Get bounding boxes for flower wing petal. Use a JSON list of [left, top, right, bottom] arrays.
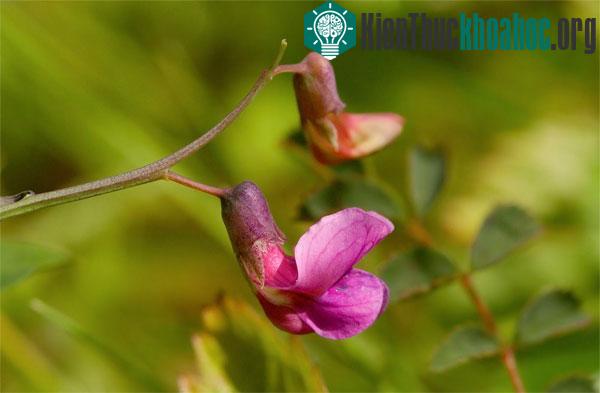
[[293, 208, 393, 295], [299, 269, 389, 339]]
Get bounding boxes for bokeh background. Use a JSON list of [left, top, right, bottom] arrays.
[[1, 1, 598, 392]]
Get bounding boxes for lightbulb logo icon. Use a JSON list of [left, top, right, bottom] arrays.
[[304, 2, 356, 60]]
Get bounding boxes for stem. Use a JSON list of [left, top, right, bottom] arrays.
[[272, 63, 308, 76], [460, 274, 526, 393], [409, 221, 526, 393], [164, 171, 226, 198], [460, 274, 497, 334], [0, 39, 288, 220], [502, 347, 525, 393]]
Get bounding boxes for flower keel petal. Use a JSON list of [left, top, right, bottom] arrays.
[[257, 293, 313, 335]]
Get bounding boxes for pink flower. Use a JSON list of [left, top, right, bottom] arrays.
[[220, 181, 393, 339], [278, 52, 404, 164]]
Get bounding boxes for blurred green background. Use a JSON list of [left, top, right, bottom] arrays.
[[1, 1, 598, 392]]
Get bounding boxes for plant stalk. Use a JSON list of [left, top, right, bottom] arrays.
[[164, 171, 227, 198], [407, 221, 526, 393], [460, 274, 526, 393], [0, 39, 288, 220]]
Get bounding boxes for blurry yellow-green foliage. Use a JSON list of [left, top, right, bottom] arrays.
[[1, 1, 598, 392]]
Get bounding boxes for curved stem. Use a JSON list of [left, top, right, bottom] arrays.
[[0, 39, 288, 220]]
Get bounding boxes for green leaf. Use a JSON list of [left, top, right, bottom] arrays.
[[1, 241, 68, 290], [380, 248, 457, 302], [284, 129, 307, 148], [516, 289, 590, 346], [181, 333, 235, 393], [197, 297, 327, 392], [429, 326, 500, 373], [30, 299, 165, 391], [471, 204, 540, 270], [331, 160, 366, 177], [409, 146, 445, 216], [300, 179, 402, 221], [547, 375, 597, 393]]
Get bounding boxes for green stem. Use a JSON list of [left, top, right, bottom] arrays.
[[0, 39, 288, 220]]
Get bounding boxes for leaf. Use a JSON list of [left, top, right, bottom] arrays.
[[409, 146, 445, 216], [184, 333, 235, 393], [429, 325, 500, 373], [331, 160, 365, 177], [547, 375, 597, 393], [471, 204, 540, 270], [300, 179, 402, 221], [284, 129, 308, 148], [380, 248, 457, 302], [194, 296, 327, 392], [516, 289, 590, 346], [1, 241, 68, 290], [30, 299, 164, 391]]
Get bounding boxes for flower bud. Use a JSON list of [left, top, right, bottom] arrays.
[[290, 52, 404, 164], [292, 52, 345, 121], [220, 181, 285, 287]]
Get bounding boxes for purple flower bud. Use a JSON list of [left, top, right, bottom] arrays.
[[220, 181, 285, 287], [292, 52, 346, 121], [288, 52, 404, 165], [220, 181, 393, 339]]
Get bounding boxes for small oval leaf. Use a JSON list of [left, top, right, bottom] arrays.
[[546, 375, 597, 393], [188, 333, 235, 393], [471, 204, 540, 270], [300, 179, 402, 220], [409, 146, 445, 216], [331, 160, 365, 177], [429, 325, 500, 373], [516, 289, 590, 346], [1, 241, 68, 290], [380, 248, 457, 302]]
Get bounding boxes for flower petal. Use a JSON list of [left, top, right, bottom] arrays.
[[306, 112, 404, 164], [333, 112, 404, 158], [293, 208, 394, 295], [300, 269, 389, 339], [256, 293, 313, 335], [261, 244, 298, 288]]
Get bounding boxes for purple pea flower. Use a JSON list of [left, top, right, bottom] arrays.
[[220, 181, 393, 339]]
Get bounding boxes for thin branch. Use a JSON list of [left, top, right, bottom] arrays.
[[460, 274, 497, 334], [460, 274, 526, 393], [0, 39, 288, 220], [411, 222, 526, 393], [164, 171, 227, 198], [502, 346, 525, 393]]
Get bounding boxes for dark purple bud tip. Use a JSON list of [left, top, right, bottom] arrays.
[[293, 52, 345, 121], [220, 181, 285, 286]]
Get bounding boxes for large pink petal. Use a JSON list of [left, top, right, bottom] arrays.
[[293, 208, 394, 295], [299, 269, 389, 339]]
